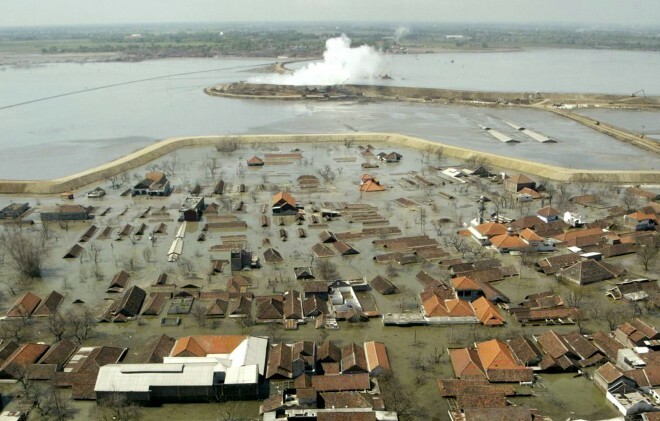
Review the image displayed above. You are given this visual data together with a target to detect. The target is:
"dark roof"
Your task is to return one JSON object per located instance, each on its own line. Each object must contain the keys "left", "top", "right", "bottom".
{"left": 6, "top": 292, "right": 41, "bottom": 318}
{"left": 266, "top": 343, "right": 296, "bottom": 379}
{"left": 32, "top": 290, "right": 64, "bottom": 317}
{"left": 507, "top": 336, "right": 541, "bottom": 366}
{"left": 295, "top": 373, "right": 371, "bottom": 392}
{"left": 341, "top": 343, "right": 368, "bottom": 373}
{"left": 563, "top": 331, "right": 598, "bottom": 360}
{"left": 144, "top": 335, "right": 176, "bottom": 364}
{"left": 370, "top": 275, "right": 399, "bottom": 295}
{"left": 559, "top": 260, "right": 618, "bottom": 284}
{"left": 256, "top": 296, "right": 284, "bottom": 320}
{"left": 263, "top": 248, "right": 284, "bottom": 263}
{"left": 536, "top": 330, "right": 570, "bottom": 360}
{"left": 591, "top": 331, "right": 624, "bottom": 361}
{"left": 303, "top": 281, "right": 328, "bottom": 294}
{"left": 27, "top": 363, "right": 57, "bottom": 380}
{"left": 320, "top": 391, "right": 371, "bottom": 409}
{"left": 0, "top": 343, "right": 50, "bottom": 379}
{"left": 107, "top": 270, "right": 130, "bottom": 292}
{"left": 38, "top": 339, "right": 77, "bottom": 369}
{"left": 114, "top": 286, "right": 146, "bottom": 318}
{"left": 303, "top": 295, "right": 329, "bottom": 317}
{"left": 318, "top": 341, "right": 342, "bottom": 363}
{"left": 463, "top": 406, "right": 536, "bottom": 421}
{"left": 140, "top": 292, "right": 169, "bottom": 316}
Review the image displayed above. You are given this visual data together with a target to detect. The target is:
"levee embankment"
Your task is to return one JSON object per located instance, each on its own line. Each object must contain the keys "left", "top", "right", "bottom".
{"left": 1, "top": 133, "right": 659, "bottom": 195}
{"left": 206, "top": 82, "right": 660, "bottom": 108}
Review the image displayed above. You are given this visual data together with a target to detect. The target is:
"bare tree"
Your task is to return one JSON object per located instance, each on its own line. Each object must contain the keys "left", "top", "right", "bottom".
{"left": 314, "top": 259, "right": 338, "bottom": 281}
{"left": 636, "top": 244, "right": 659, "bottom": 272}
{"left": 443, "top": 232, "right": 470, "bottom": 255}
{"left": 161, "top": 154, "right": 178, "bottom": 177}
{"left": 142, "top": 247, "right": 152, "bottom": 264}
{"left": 565, "top": 286, "right": 587, "bottom": 309}
{"left": 37, "top": 383, "right": 75, "bottom": 420}
{"left": 317, "top": 165, "right": 336, "bottom": 183}
{"left": 98, "top": 393, "right": 141, "bottom": 421}
{"left": 203, "top": 157, "right": 220, "bottom": 179}
{"left": 67, "top": 307, "right": 96, "bottom": 342}
{"left": 0, "top": 319, "right": 27, "bottom": 342}
{"left": 0, "top": 227, "right": 49, "bottom": 278}
{"left": 108, "top": 174, "right": 125, "bottom": 189}
{"left": 89, "top": 242, "right": 102, "bottom": 264}
{"left": 48, "top": 312, "right": 67, "bottom": 341}
{"left": 621, "top": 190, "right": 639, "bottom": 212}
{"left": 191, "top": 303, "right": 209, "bottom": 327}
{"left": 378, "top": 373, "right": 421, "bottom": 417}
{"left": 604, "top": 308, "right": 629, "bottom": 331}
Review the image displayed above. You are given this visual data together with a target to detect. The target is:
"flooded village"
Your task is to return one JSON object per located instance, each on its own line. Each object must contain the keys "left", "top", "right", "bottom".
{"left": 0, "top": 135, "right": 657, "bottom": 420}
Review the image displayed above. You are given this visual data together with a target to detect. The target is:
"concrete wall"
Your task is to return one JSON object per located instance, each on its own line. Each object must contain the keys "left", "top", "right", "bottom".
{"left": 1, "top": 133, "right": 659, "bottom": 195}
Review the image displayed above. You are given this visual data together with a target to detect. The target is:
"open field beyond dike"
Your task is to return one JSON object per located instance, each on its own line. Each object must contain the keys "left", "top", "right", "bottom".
{"left": 1, "top": 133, "right": 659, "bottom": 195}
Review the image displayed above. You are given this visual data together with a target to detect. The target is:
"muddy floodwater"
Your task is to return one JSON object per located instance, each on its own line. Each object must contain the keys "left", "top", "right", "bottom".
{"left": 1, "top": 51, "right": 660, "bottom": 179}
{"left": 1, "top": 140, "right": 648, "bottom": 420}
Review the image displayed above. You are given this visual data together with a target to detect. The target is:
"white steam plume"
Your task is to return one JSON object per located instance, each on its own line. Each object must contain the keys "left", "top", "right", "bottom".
{"left": 394, "top": 27, "right": 410, "bottom": 43}
{"left": 251, "top": 34, "right": 385, "bottom": 86}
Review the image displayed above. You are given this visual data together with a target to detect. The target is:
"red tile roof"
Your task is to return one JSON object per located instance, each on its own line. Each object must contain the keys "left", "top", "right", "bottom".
{"left": 169, "top": 335, "right": 247, "bottom": 357}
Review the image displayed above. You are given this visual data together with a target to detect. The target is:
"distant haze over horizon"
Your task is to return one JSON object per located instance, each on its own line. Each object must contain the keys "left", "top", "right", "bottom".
{"left": 2, "top": 0, "right": 660, "bottom": 28}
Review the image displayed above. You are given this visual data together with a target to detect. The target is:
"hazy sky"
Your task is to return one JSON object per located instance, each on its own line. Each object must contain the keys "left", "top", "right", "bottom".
{"left": 2, "top": 0, "right": 659, "bottom": 28}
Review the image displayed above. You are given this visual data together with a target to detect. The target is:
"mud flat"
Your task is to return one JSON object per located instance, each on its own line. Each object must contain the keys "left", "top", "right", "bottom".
{"left": 206, "top": 82, "right": 660, "bottom": 108}
{"left": 1, "top": 133, "right": 659, "bottom": 195}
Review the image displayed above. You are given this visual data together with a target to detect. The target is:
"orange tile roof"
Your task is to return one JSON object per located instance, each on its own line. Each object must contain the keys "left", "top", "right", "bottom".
{"left": 6, "top": 343, "right": 50, "bottom": 366}
{"left": 169, "top": 335, "right": 247, "bottom": 357}
{"left": 518, "top": 187, "right": 541, "bottom": 198}
{"left": 508, "top": 174, "right": 534, "bottom": 185}
{"left": 626, "top": 211, "right": 657, "bottom": 221}
{"left": 422, "top": 294, "right": 449, "bottom": 317}
{"left": 445, "top": 299, "right": 477, "bottom": 317}
{"left": 360, "top": 180, "right": 385, "bottom": 192}
{"left": 489, "top": 233, "right": 528, "bottom": 249}
{"left": 449, "top": 348, "right": 487, "bottom": 380}
{"left": 364, "top": 341, "right": 390, "bottom": 373}
{"left": 471, "top": 297, "right": 505, "bottom": 326}
{"left": 519, "top": 228, "right": 543, "bottom": 242}
{"left": 145, "top": 171, "right": 165, "bottom": 182}
{"left": 537, "top": 206, "right": 560, "bottom": 217}
{"left": 476, "top": 339, "right": 520, "bottom": 370}
{"left": 451, "top": 276, "right": 482, "bottom": 291}
{"left": 475, "top": 222, "right": 508, "bottom": 237}
{"left": 360, "top": 174, "right": 375, "bottom": 182}
{"left": 553, "top": 227, "right": 604, "bottom": 242}
{"left": 273, "top": 192, "right": 296, "bottom": 206}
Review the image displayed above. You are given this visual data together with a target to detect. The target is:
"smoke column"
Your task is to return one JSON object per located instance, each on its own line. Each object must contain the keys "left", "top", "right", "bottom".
{"left": 251, "top": 34, "right": 385, "bottom": 86}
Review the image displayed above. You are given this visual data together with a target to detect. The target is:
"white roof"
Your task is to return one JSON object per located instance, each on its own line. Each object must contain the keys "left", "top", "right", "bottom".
{"left": 95, "top": 362, "right": 217, "bottom": 393}
{"left": 225, "top": 365, "right": 258, "bottom": 384}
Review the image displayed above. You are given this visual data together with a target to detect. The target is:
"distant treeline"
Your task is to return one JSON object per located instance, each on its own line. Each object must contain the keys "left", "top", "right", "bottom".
{"left": 1, "top": 24, "right": 659, "bottom": 60}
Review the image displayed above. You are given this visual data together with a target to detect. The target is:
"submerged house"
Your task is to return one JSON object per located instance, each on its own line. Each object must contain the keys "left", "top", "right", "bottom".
{"left": 132, "top": 172, "right": 171, "bottom": 196}
{"left": 272, "top": 192, "right": 298, "bottom": 215}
